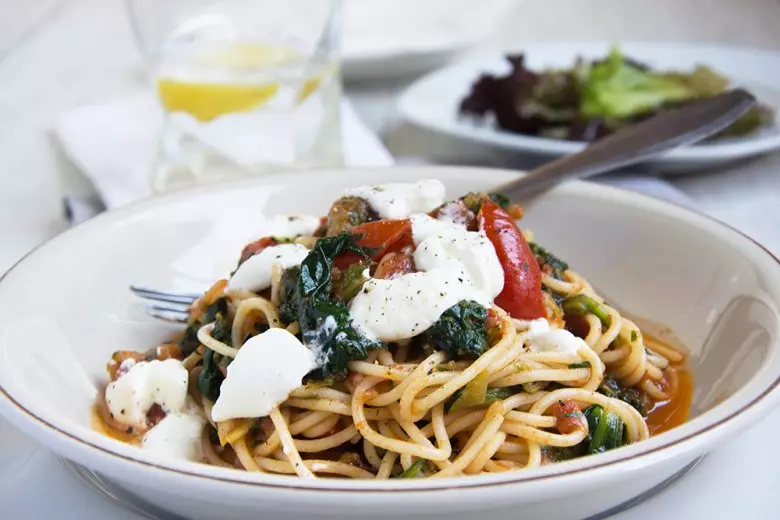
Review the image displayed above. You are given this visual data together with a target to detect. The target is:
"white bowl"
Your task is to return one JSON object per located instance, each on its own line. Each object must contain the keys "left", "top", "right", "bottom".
{"left": 1, "top": 166, "right": 779, "bottom": 520}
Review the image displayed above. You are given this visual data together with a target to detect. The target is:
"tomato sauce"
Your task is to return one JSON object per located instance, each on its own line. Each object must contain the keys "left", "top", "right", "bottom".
{"left": 646, "top": 365, "right": 695, "bottom": 435}
{"left": 91, "top": 404, "right": 141, "bottom": 446}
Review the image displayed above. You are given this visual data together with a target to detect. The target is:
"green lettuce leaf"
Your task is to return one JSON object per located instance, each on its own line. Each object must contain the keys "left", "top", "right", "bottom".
{"left": 581, "top": 47, "right": 696, "bottom": 119}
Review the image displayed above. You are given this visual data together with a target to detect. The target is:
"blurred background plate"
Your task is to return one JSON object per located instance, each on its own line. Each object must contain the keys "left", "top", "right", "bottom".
{"left": 342, "top": 0, "right": 517, "bottom": 81}
{"left": 398, "top": 41, "right": 780, "bottom": 174}
{"left": 344, "top": 45, "right": 472, "bottom": 83}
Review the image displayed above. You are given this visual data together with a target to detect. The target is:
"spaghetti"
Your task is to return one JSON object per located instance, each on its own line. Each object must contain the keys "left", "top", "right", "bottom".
{"left": 95, "top": 182, "right": 692, "bottom": 479}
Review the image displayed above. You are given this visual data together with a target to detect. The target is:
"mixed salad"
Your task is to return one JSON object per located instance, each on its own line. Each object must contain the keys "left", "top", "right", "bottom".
{"left": 459, "top": 47, "right": 773, "bottom": 142}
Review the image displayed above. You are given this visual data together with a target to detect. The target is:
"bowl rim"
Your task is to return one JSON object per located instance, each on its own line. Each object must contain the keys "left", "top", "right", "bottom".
{"left": 1, "top": 165, "right": 780, "bottom": 493}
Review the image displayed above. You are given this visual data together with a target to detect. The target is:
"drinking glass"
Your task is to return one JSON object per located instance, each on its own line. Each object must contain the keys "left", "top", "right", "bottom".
{"left": 126, "top": 0, "right": 343, "bottom": 193}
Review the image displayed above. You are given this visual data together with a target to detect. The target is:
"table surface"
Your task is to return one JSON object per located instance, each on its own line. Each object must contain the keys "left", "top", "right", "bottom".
{"left": 1, "top": 0, "right": 780, "bottom": 518}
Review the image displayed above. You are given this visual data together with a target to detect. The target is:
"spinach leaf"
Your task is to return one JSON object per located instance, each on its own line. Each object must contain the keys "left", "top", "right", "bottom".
{"left": 483, "top": 387, "right": 514, "bottom": 406}
{"left": 178, "top": 322, "right": 200, "bottom": 356}
{"left": 279, "top": 266, "right": 302, "bottom": 324}
{"left": 203, "top": 298, "right": 227, "bottom": 323}
{"left": 198, "top": 348, "right": 224, "bottom": 401}
{"left": 598, "top": 376, "right": 648, "bottom": 417}
{"left": 529, "top": 242, "right": 568, "bottom": 306}
{"left": 583, "top": 405, "right": 624, "bottom": 454}
{"left": 546, "top": 404, "right": 625, "bottom": 461}
{"left": 444, "top": 387, "right": 465, "bottom": 413}
{"left": 444, "top": 386, "right": 514, "bottom": 413}
{"left": 301, "top": 297, "right": 383, "bottom": 379}
{"left": 568, "top": 361, "right": 591, "bottom": 369}
{"left": 425, "top": 300, "right": 489, "bottom": 359}
{"left": 563, "top": 294, "right": 610, "bottom": 326}
{"left": 394, "top": 459, "right": 428, "bottom": 478}
{"left": 529, "top": 242, "right": 569, "bottom": 279}
{"left": 178, "top": 297, "right": 228, "bottom": 355}
{"left": 546, "top": 288, "right": 566, "bottom": 308}
{"left": 212, "top": 313, "right": 232, "bottom": 345}
{"left": 290, "top": 234, "right": 384, "bottom": 379}
{"left": 488, "top": 192, "right": 511, "bottom": 209}
{"left": 299, "top": 233, "right": 369, "bottom": 299}
{"left": 208, "top": 425, "right": 220, "bottom": 445}
{"left": 544, "top": 444, "right": 586, "bottom": 462}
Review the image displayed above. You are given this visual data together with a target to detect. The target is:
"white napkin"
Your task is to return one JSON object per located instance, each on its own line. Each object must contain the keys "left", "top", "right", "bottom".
{"left": 55, "top": 94, "right": 393, "bottom": 210}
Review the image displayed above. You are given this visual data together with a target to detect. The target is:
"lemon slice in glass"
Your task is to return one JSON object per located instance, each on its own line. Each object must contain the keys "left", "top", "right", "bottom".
{"left": 295, "top": 62, "right": 338, "bottom": 104}
{"left": 157, "top": 43, "right": 299, "bottom": 122}
{"left": 158, "top": 80, "right": 279, "bottom": 122}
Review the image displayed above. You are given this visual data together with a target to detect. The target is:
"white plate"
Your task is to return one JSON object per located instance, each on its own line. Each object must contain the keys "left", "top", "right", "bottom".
{"left": 344, "top": 45, "right": 469, "bottom": 83}
{"left": 398, "top": 42, "right": 780, "bottom": 173}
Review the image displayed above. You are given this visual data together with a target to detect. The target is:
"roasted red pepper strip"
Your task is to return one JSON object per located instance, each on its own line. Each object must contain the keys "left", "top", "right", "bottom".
{"left": 374, "top": 252, "right": 415, "bottom": 280}
{"left": 335, "top": 219, "right": 413, "bottom": 269}
{"left": 550, "top": 400, "right": 587, "bottom": 434}
{"left": 478, "top": 200, "right": 545, "bottom": 319}
{"left": 354, "top": 219, "right": 413, "bottom": 256}
{"left": 238, "top": 236, "right": 278, "bottom": 264}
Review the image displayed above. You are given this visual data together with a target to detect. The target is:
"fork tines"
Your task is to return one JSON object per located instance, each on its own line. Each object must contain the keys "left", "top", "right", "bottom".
{"left": 130, "top": 285, "right": 200, "bottom": 304}
{"left": 131, "top": 285, "right": 199, "bottom": 324}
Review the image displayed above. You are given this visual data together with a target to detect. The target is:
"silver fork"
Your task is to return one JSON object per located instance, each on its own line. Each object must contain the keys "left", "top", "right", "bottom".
{"left": 130, "top": 285, "right": 199, "bottom": 323}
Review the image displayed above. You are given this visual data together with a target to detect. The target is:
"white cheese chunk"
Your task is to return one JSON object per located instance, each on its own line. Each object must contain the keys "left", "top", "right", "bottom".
{"left": 411, "top": 215, "right": 504, "bottom": 303}
{"left": 526, "top": 318, "right": 589, "bottom": 356}
{"left": 306, "top": 314, "right": 338, "bottom": 369}
{"left": 211, "top": 328, "right": 316, "bottom": 422}
{"left": 105, "top": 359, "right": 189, "bottom": 429}
{"left": 141, "top": 409, "right": 206, "bottom": 462}
{"left": 410, "top": 213, "right": 463, "bottom": 243}
{"left": 343, "top": 179, "right": 445, "bottom": 219}
{"left": 350, "top": 270, "right": 473, "bottom": 342}
{"left": 434, "top": 202, "right": 471, "bottom": 226}
{"left": 228, "top": 243, "right": 309, "bottom": 293}
{"left": 349, "top": 213, "right": 505, "bottom": 343}
{"left": 264, "top": 214, "right": 321, "bottom": 238}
